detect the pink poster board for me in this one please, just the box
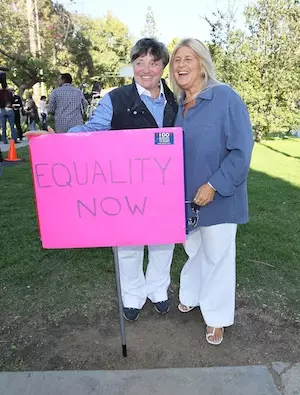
[29,127,186,248]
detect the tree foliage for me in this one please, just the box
[205,0,300,140]
[0,1,133,95]
[162,37,180,81]
[141,6,160,39]
[77,12,133,87]
[1,0,299,137]
[1,0,49,93]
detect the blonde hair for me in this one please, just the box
[169,38,221,99]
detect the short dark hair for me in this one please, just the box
[60,73,72,84]
[130,38,169,68]
[0,71,7,89]
[40,95,46,100]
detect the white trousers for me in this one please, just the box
[117,244,175,309]
[180,223,237,327]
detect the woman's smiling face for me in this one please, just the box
[172,46,203,91]
[133,52,164,94]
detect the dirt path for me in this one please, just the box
[1,290,299,372]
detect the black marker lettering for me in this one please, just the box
[73,162,88,185]
[92,161,107,184]
[125,196,147,215]
[100,197,121,216]
[77,198,97,218]
[154,158,171,185]
[135,158,150,182]
[109,160,127,183]
[129,158,132,184]
[52,163,72,187]
[34,163,51,188]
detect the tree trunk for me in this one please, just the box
[17,78,39,97]
[26,0,37,56]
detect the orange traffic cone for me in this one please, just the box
[5,140,22,162]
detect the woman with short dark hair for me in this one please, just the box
[25,38,178,322]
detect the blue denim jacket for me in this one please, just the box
[175,84,254,229]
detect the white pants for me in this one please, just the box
[118,244,175,309]
[180,223,237,327]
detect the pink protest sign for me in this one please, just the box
[29,127,186,249]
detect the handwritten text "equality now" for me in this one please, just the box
[34,157,173,188]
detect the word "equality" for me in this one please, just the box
[34,157,172,188]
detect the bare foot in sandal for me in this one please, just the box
[206,327,224,345]
[178,303,194,313]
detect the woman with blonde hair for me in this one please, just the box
[170,38,254,345]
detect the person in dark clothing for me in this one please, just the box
[0,67,10,162]
[0,67,9,88]
[10,88,24,141]
[0,82,17,143]
[91,80,102,97]
[23,92,39,130]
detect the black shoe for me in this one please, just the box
[3,141,8,144]
[154,300,170,314]
[123,307,140,321]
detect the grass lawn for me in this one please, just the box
[1,138,300,329]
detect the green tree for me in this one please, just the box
[0,0,75,95]
[203,1,242,87]
[204,0,300,140]
[141,6,160,39]
[162,37,180,81]
[168,37,180,54]
[75,12,133,88]
[0,2,133,94]
[244,0,300,140]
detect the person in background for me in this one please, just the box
[39,95,47,130]
[0,82,17,143]
[10,88,24,141]
[88,80,103,118]
[170,38,254,345]
[0,67,9,87]
[25,38,178,322]
[47,73,88,133]
[24,92,39,131]
[91,80,102,97]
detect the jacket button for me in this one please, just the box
[127,108,130,112]
[133,111,137,115]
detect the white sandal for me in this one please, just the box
[178,303,195,313]
[206,327,224,346]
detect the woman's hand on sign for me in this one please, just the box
[193,183,216,207]
[24,126,55,137]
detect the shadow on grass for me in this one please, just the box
[261,142,300,160]
[232,168,300,318]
